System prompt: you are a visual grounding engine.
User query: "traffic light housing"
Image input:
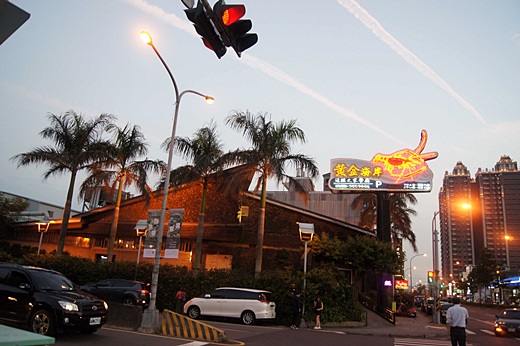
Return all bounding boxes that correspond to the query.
[213,0,258,57]
[184,0,227,58]
[427,271,434,283]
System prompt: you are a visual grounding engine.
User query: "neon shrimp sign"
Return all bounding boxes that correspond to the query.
[328,130,438,193]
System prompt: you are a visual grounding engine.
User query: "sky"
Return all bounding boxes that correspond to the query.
[1,0,519,284]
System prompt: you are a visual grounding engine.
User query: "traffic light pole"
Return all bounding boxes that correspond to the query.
[432,211,440,324]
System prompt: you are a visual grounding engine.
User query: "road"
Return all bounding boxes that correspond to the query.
[52,304,520,346]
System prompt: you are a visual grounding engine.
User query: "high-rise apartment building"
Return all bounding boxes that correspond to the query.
[439,155,520,281]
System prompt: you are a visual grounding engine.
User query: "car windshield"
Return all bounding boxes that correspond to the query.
[30,270,76,291]
[500,310,520,319]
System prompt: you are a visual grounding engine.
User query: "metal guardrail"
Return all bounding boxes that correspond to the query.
[358,293,395,325]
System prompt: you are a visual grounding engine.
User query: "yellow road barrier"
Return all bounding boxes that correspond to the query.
[160,309,227,343]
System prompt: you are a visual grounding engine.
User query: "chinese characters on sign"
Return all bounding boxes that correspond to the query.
[395,279,409,290]
[165,209,184,259]
[328,130,438,193]
[143,209,161,258]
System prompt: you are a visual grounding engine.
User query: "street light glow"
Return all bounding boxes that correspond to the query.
[140,31,152,45]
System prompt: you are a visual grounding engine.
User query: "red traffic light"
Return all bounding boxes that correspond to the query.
[221,4,245,26]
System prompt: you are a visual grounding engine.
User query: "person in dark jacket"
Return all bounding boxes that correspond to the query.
[290,292,302,329]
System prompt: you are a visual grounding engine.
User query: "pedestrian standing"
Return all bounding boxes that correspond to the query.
[446,296,469,346]
[176,288,187,314]
[290,292,302,329]
[313,297,323,329]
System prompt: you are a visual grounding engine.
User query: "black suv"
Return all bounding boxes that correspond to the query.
[0,263,108,336]
[80,279,150,307]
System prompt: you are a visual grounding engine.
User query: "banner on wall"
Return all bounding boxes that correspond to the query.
[164,209,184,259]
[143,209,161,258]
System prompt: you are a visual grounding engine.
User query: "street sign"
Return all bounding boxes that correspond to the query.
[0,1,30,45]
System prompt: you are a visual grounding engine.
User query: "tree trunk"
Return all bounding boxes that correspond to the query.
[57,170,77,255]
[255,178,267,278]
[107,177,124,262]
[193,184,207,277]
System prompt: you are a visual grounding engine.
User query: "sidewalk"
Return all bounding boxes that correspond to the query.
[342,308,449,338]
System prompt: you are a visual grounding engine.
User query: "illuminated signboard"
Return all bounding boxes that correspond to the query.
[395,279,409,290]
[328,130,438,193]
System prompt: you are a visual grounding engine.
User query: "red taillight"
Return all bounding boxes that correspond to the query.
[259,294,269,303]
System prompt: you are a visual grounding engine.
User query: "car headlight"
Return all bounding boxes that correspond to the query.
[103,301,109,310]
[59,300,79,311]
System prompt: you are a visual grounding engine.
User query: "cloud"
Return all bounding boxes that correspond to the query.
[338,0,491,129]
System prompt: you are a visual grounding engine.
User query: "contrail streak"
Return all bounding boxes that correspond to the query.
[124,0,405,145]
[338,0,490,128]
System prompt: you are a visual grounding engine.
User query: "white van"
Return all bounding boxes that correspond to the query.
[183,287,276,325]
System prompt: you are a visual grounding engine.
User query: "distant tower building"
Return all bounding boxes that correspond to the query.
[474,155,520,272]
[439,156,520,281]
[439,161,474,282]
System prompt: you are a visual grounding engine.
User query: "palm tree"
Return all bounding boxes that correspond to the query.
[80,123,164,262]
[350,193,418,251]
[11,110,114,254]
[225,111,319,277]
[159,121,235,276]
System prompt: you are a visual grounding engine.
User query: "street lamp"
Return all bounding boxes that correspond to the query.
[432,211,440,324]
[139,31,214,333]
[134,219,148,280]
[35,220,55,258]
[505,235,511,270]
[297,222,314,328]
[409,253,426,292]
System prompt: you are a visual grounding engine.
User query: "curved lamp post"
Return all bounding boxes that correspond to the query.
[409,253,426,292]
[139,31,214,333]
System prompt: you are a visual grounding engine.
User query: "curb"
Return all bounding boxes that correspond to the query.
[160,309,227,343]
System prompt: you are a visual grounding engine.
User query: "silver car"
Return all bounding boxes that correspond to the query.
[183,287,276,325]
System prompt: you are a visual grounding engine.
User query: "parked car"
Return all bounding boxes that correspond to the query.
[422,297,434,315]
[494,308,520,337]
[0,263,108,336]
[414,295,425,308]
[184,287,276,325]
[439,303,453,323]
[80,279,150,307]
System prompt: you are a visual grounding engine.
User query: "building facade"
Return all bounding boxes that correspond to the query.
[8,171,373,273]
[439,155,520,282]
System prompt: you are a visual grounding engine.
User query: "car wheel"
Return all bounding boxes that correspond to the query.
[241,310,256,325]
[122,297,136,305]
[30,309,56,336]
[187,306,200,319]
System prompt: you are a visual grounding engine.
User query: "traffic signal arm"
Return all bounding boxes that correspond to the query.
[184,0,227,58]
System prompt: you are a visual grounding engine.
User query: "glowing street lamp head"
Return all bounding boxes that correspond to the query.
[205,96,215,104]
[140,31,153,45]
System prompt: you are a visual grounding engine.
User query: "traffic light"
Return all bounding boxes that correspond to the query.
[213,0,258,57]
[184,0,227,58]
[427,271,434,283]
